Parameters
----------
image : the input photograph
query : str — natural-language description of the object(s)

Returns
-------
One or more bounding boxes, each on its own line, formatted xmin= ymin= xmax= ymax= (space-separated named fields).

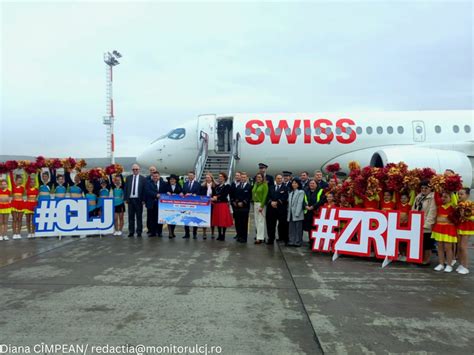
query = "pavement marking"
xmin=277 ymin=242 xmax=325 ymax=354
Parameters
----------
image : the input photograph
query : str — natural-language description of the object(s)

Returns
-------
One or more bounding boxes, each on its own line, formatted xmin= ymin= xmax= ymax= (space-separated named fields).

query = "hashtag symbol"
xmin=34 ymin=200 xmax=56 ymax=231
xmin=311 ymin=208 xmax=339 ymax=252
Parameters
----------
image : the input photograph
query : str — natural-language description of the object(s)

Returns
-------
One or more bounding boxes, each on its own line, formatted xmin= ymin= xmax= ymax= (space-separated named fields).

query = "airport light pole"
xmin=103 ymin=50 xmax=122 ymax=164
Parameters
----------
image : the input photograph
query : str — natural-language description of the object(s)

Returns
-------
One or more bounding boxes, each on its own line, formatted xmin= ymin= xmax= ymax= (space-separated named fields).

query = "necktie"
xmin=132 ymin=175 xmax=137 ymax=196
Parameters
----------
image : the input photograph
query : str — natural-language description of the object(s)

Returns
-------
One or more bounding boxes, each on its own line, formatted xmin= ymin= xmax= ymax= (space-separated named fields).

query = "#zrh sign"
xmin=311 ymin=208 xmax=424 ymax=266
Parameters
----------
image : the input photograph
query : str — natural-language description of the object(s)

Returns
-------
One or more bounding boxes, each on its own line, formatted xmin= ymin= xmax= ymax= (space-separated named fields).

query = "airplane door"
xmin=412 ymin=121 xmax=425 ymax=142
xmin=198 ymin=114 xmax=216 ymax=150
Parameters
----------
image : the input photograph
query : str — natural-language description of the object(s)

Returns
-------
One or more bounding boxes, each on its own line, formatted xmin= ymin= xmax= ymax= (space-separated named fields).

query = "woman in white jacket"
xmin=287 ymin=178 xmax=306 ymax=247
xmin=412 ymin=181 xmax=437 ymax=265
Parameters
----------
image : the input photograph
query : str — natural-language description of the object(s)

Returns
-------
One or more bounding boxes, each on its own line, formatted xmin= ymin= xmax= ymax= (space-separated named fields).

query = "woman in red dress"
xmin=211 ymin=172 xmax=233 ymax=241
xmin=380 ymin=191 xmax=396 ymax=212
xmin=10 ymin=172 xmax=26 ymax=240
xmin=456 ymin=188 xmax=473 ymax=275
xmin=322 ymin=191 xmax=337 ymax=209
xmin=432 ymin=191 xmax=458 ymax=272
xmin=24 ymin=173 xmax=39 ymax=238
xmin=0 ymin=179 xmax=11 ymax=241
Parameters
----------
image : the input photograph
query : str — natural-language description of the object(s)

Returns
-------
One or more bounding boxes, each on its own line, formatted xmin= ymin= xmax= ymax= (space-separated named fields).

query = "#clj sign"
xmin=34 ymin=198 xmax=115 ymax=237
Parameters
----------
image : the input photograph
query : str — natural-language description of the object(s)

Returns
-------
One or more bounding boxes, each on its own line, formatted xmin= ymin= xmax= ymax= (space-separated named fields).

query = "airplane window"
xmin=275 ymin=128 xmax=282 ymax=135
xmin=376 ymin=126 xmax=383 ymax=134
xmin=335 ymin=127 xmax=342 ymax=134
xmin=356 ymin=127 xmax=362 ymax=134
xmin=167 ymin=128 xmax=186 ymax=140
xmin=366 ymin=127 xmax=373 ymax=135
xmin=453 ymin=125 xmax=460 ymax=133
xmin=315 ymin=128 xmax=322 ymax=135
xmin=295 ymin=128 xmax=302 ymax=135
xmin=397 ymin=126 xmax=404 ymax=134
xmin=256 ymin=128 xmax=262 ymax=135
xmin=346 ymin=127 xmax=353 ymax=134
xmin=326 ymin=127 xmax=332 ymax=135
xmin=465 ymin=125 xmax=471 ymax=133
xmin=285 ymin=128 xmax=291 ymax=135
xmin=387 ymin=126 xmax=393 ymax=134
xmin=265 ymin=128 xmax=271 ymax=135
xmin=245 ymin=128 xmax=251 ymax=135
xmin=435 ymin=125 xmax=441 ymax=133
xmin=305 ymin=128 xmax=312 ymax=135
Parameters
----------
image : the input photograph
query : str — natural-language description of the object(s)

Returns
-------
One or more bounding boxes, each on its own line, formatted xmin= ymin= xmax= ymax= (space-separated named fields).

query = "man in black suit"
xmin=231 ymin=172 xmax=252 ymax=243
xmin=300 ymin=171 xmax=310 ymax=191
xmin=257 ymin=163 xmax=274 ymax=185
xmin=146 ymin=166 xmax=157 ymax=182
xmin=230 ymin=171 xmax=242 ymax=239
xmin=282 ymin=171 xmax=292 ymax=189
xmin=265 ymin=174 xmax=289 ymax=245
xmin=124 ymin=164 xmax=146 ymax=237
xmin=314 ymin=170 xmax=329 ymax=190
xmin=144 ymin=171 xmax=167 ymax=237
xmin=181 ymin=171 xmax=201 ymax=239
xmin=145 ymin=165 xmax=157 ymax=237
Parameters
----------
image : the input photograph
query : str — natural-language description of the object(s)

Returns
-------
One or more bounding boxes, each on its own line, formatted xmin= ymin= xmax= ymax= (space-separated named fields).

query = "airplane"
xmin=137 ymin=111 xmax=474 ymax=186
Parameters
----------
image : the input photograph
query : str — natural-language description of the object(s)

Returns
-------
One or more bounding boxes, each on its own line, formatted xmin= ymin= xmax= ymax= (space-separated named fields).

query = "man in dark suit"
xmin=282 ymin=171 xmax=292 ymax=189
xmin=144 ymin=171 xmax=167 ymax=237
xmin=231 ymin=172 xmax=252 ymax=243
xmin=256 ymin=163 xmax=274 ymax=185
xmin=181 ymin=171 xmax=201 ymax=239
xmin=266 ymin=174 xmax=289 ymax=244
xmin=146 ymin=166 xmax=157 ymax=182
xmin=124 ymin=164 xmax=146 ymax=237
xmin=230 ymin=171 xmax=242 ymax=239
xmin=314 ymin=170 xmax=329 ymax=190
xmin=300 ymin=171 xmax=310 ymax=191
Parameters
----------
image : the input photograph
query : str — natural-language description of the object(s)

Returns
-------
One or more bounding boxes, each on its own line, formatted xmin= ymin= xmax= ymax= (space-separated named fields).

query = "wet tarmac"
xmin=0 ymin=224 xmax=473 ymax=354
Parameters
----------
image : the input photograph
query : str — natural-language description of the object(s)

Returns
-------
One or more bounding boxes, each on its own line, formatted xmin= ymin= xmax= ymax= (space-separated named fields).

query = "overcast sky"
xmin=1 ymin=1 xmax=472 ymax=158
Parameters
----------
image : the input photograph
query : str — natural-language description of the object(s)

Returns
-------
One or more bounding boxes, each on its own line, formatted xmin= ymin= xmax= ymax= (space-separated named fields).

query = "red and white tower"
xmin=103 ymin=50 xmax=122 ymax=164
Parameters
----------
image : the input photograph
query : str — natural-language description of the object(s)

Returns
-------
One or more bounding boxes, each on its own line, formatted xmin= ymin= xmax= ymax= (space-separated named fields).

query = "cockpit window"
xmin=168 ymin=128 xmax=186 ymax=140
xmin=150 ymin=128 xmax=186 ymax=144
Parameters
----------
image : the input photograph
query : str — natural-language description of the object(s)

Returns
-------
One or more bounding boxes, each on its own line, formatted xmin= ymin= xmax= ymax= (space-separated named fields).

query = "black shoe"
xmin=137 ymin=234 xmax=142 ymax=238
xmin=203 ymin=235 xmax=207 ymax=240
xmin=237 ymin=238 xmax=247 ymax=243
xmin=183 ymin=235 xmax=190 ymax=239
xmin=157 ymin=234 xmax=162 ymax=238
xmin=234 ymin=235 xmax=238 ymax=239
xmin=128 ymin=234 xmax=134 ymax=238
xmin=149 ymin=234 xmax=157 ymax=237
xmin=216 ymin=237 xmax=225 ymax=241
xmin=193 ymin=235 xmax=197 ymax=239
xmin=169 ymin=235 xmax=173 ymax=239
xmin=147 ymin=233 xmax=153 ymax=237
xmin=265 ymin=240 xmax=274 ymax=245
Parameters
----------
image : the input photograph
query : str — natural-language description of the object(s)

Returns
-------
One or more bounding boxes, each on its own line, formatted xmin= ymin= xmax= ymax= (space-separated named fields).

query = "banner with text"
xmin=159 ymin=195 xmax=211 ymax=227
xmin=311 ymin=208 xmax=424 ymax=266
xmin=34 ymin=198 xmax=115 ymax=237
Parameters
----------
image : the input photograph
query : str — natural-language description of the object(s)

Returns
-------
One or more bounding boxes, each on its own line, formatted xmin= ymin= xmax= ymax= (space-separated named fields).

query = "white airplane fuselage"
xmin=137 ymin=111 xmax=474 ymax=185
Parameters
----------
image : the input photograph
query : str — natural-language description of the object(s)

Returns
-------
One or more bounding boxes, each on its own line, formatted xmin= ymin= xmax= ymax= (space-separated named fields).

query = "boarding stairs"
xmin=194 ymin=131 xmax=240 ymax=184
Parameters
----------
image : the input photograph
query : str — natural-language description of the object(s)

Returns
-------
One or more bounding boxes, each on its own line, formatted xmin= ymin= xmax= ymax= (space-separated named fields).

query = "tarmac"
xmin=0 ymin=223 xmax=473 ymax=355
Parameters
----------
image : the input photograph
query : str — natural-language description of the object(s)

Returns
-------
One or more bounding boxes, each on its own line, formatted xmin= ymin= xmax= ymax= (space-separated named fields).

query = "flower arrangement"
xmin=105 ymin=164 xmax=124 ymax=175
xmin=61 ymin=157 xmax=77 ymax=171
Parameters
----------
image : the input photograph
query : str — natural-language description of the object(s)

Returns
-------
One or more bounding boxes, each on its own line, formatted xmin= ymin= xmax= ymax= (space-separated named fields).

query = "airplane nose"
xmin=137 ymin=147 xmax=154 ymax=167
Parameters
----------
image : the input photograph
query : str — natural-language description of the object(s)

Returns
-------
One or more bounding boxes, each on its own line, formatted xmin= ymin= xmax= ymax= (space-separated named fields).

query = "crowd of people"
xmin=0 ymin=158 xmax=472 ymax=275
